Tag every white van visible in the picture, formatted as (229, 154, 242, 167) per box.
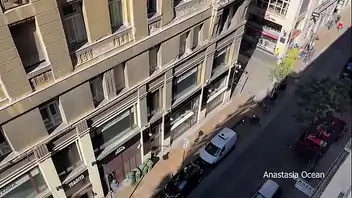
(252, 179, 280, 198)
(199, 127, 237, 164)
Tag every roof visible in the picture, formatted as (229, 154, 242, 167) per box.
(258, 179, 279, 197)
(211, 127, 236, 148)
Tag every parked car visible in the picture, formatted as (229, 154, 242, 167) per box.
(340, 58, 352, 79)
(199, 127, 237, 164)
(252, 179, 280, 198)
(162, 163, 203, 197)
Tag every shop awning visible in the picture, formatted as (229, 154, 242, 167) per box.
(247, 25, 279, 40)
(290, 30, 301, 41)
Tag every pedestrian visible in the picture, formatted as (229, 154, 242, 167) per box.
(337, 21, 343, 31)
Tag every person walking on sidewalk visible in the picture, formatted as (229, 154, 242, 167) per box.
(337, 21, 344, 31)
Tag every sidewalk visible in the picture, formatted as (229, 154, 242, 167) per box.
(115, 94, 254, 198)
(293, 7, 351, 75)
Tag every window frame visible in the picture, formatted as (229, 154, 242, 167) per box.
(179, 31, 190, 57)
(90, 75, 105, 107)
(108, 0, 125, 32)
(147, 0, 157, 18)
(147, 88, 162, 119)
(173, 66, 200, 99)
(52, 142, 82, 182)
(39, 100, 62, 131)
(61, 2, 87, 48)
(212, 47, 230, 74)
(149, 44, 161, 75)
(0, 129, 12, 157)
(95, 106, 137, 150)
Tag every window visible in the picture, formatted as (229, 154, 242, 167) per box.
(113, 63, 126, 94)
(192, 24, 203, 48)
(0, 130, 11, 160)
(179, 31, 190, 57)
(208, 75, 227, 97)
(109, 0, 124, 31)
(90, 75, 105, 106)
(52, 143, 82, 182)
(147, 0, 157, 18)
(0, 168, 48, 198)
(39, 100, 62, 132)
(61, 2, 87, 49)
(9, 18, 46, 73)
(91, 107, 137, 150)
(218, 8, 230, 34)
(255, 0, 290, 16)
(1, 0, 29, 11)
(173, 67, 200, 99)
(149, 45, 160, 74)
(147, 89, 161, 119)
(212, 48, 229, 74)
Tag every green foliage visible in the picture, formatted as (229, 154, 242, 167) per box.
(271, 48, 299, 82)
(294, 77, 351, 125)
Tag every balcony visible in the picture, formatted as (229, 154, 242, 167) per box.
(174, 0, 210, 20)
(0, 0, 29, 11)
(72, 27, 134, 66)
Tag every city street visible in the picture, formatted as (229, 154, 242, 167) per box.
(187, 28, 352, 198)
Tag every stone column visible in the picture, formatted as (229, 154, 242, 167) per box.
(35, 144, 66, 198)
(76, 120, 104, 198)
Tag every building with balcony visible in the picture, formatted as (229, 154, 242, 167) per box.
(0, 0, 250, 197)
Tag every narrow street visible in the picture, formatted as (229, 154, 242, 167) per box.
(187, 27, 351, 198)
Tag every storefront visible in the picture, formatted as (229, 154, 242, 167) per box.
(244, 14, 282, 54)
(169, 93, 200, 141)
(97, 134, 141, 194)
(0, 168, 52, 198)
(63, 171, 94, 198)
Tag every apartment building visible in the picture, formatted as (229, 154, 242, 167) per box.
(240, 0, 345, 59)
(0, 0, 249, 197)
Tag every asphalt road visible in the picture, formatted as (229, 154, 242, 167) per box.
(187, 28, 352, 198)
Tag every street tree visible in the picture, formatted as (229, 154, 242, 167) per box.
(294, 77, 351, 125)
(270, 48, 299, 83)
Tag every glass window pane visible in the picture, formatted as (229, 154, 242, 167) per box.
(109, 0, 123, 30)
(40, 108, 49, 121)
(2, 172, 47, 198)
(174, 72, 197, 98)
(32, 173, 48, 193)
(49, 103, 57, 116)
(101, 113, 134, 143)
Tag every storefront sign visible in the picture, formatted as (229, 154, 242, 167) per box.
(0, 183, 17, 197)
(68, 174, 85, 188)
(115, 146, 126, 155)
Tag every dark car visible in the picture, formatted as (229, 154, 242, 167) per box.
(340, 58, 352, 79)
(162, 163, 203, 198)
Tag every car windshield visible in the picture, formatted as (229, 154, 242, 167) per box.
(253, 192, 266, 198)
(204, 142, 221, 156)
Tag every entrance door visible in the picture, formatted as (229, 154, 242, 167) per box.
(106, 155, 125, 183)
(121, 141, 141, 178)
